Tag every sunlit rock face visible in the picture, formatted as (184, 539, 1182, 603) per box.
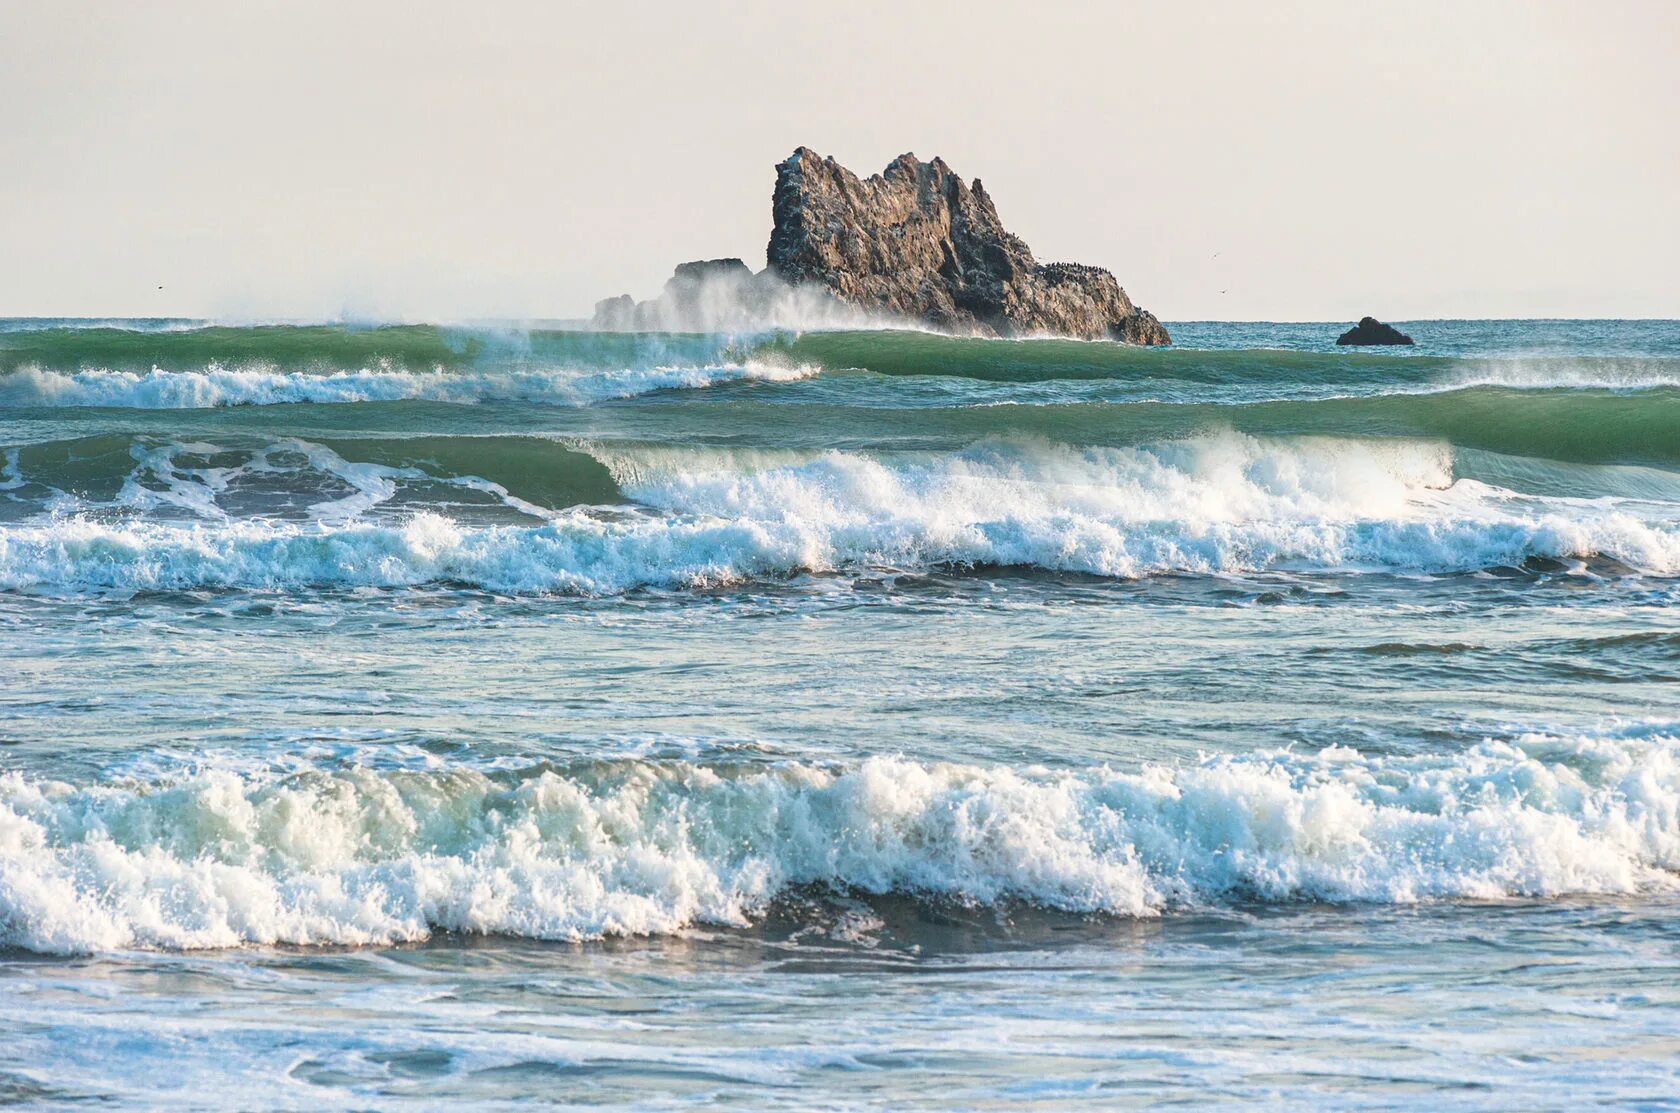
(766, 147, 1169, 344)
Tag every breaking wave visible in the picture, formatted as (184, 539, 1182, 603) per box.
(4, 724, 1677, 953)
(760, 328, 1680, 387)
(1, 436, 1675, 593)
(0, 360, 815, 408)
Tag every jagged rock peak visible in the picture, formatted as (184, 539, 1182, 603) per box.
(766, 147, 1167, 344)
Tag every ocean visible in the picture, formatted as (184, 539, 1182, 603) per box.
(1, 317, 1677, 1108)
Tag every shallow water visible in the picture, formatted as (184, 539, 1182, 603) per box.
(2, 318, 1677, 1107)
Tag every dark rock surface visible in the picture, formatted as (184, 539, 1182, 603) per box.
(1336, 317, 1415, 346)
(765, 147, 1167, 343)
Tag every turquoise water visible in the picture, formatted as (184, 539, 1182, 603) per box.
(1, 319, 1678, 1107)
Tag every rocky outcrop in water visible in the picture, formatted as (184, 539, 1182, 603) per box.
(591, 253, 870, 332)
(591, 148, 1167, 343)
(1336, 317, 1414, 346)
(594, 259, 784, 332)
(766, 148, 1167, 344)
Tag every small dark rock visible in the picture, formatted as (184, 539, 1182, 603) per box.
(1336, 316, 1414, 346)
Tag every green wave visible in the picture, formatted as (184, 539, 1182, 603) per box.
(0, 324, 751, 375)
(320, 435, 621, 508)
(2, 433, 623, 512)
(7, 380, 1677, 518)
(0, 324, 478, 374)
(630, 385, 1680, 470)
(759, 328, 1680, 392)
(1210, 386, 1680, 468)
(758, 329, 1457, 383)
(7, 323, 1677, 396)
(11, 383, 1673, 473)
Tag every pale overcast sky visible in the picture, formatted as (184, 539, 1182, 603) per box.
(1, 0, 1674, 321)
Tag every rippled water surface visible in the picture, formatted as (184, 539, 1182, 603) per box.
(2, 318, 1677, 1108)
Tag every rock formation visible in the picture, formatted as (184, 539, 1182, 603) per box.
(592, 255, 872, 333)
(594, 259, 780, 332)
(1336, 317, 1414, 346)
(592, 147, 1168, 343)
(766, 147, 1167, 343)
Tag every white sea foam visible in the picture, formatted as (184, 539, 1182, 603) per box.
(3, 724, 1677, 953)
(1439, 358, 1680, 392)
(0, 435, 1676, 592)
(0, 360, 816, 408)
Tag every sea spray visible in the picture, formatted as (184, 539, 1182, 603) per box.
(1, 434, 1676, 592)
(0, 359, 817, 408)
(4, 725, 1677, 953)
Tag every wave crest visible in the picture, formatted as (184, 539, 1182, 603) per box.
(0, 360, 815, 408)
(1, 436, 1676, 592)
(4, 725, 1677, 953)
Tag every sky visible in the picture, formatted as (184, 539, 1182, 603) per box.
(1, 0, 1675, 322)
